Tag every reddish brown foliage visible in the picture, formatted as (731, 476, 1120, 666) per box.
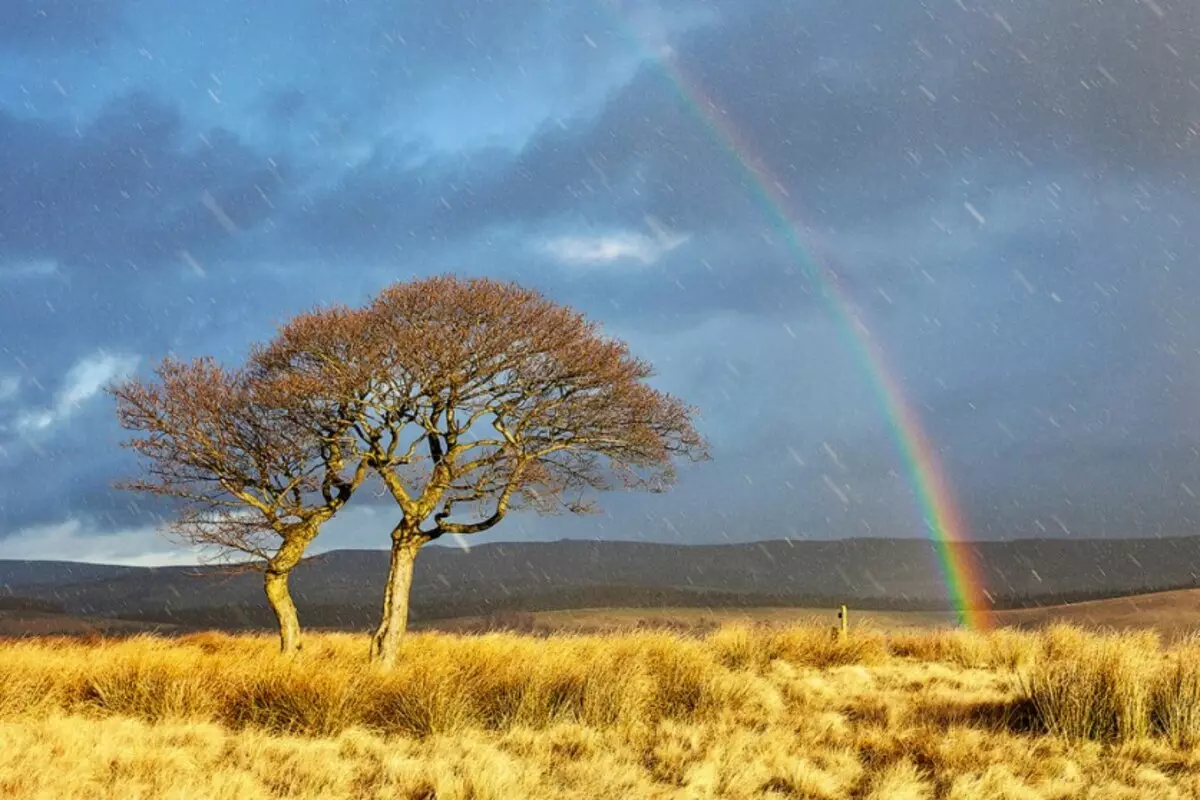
(254, 275, 710, 543)
(111, 357, 369, 564)
(255, 274, 709, 664)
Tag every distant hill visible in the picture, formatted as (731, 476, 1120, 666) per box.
(3, 536, 1200, 631)
(0, 561, 141, 590)
(0, 595, 65, 614)
(995, 587, 1200, 641)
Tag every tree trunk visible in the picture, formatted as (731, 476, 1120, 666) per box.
(369, 536, 422, 668)
(264, 568, 302, 656)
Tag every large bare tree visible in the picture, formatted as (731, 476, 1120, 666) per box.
(254, 276, 709, 667)
(111, 347, 371, 655)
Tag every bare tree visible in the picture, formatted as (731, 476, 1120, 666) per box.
(111, 353, 370, 655)
(254, 276, 709, 667)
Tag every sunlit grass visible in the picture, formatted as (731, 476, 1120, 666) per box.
(2, 624, 1200, 798)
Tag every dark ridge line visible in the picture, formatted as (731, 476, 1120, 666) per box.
(63, 580, 1200, 631)
(6, 532, 1200, 572)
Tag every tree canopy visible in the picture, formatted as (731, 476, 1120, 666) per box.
(254, 276, 708, 664)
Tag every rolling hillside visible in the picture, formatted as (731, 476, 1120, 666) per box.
(3, 536, 1200, 631)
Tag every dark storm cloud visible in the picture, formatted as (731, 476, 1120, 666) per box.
(321, 0, 1200, 242)
(662, 0, 1200, 209)
(0, 89, 299, 471)
(2, 410, 138, 533)
(274, 66, 751, 259)
(5, 0, 1192, 284)
(270, 0, 1200, 312)
(0, 93, 288, 270)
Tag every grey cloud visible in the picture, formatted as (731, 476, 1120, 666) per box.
(668, 0, 1200, 200)
(8, 0, 1191, 281)
(0, 92, 289, 272)
(503, 0, 1200, 232)
(270, 0, 1200, 285)
(957, 438, 1200, 539)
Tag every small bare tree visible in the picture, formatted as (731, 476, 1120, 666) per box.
(255, 276, 709, 667)
(111, 352, 370, 654)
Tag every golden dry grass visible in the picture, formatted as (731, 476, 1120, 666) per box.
(483, 606, 961, 636)
(473, 589, 1200, 642)
(3, 624, 1200, 798)
(997, 589, 1200, 642)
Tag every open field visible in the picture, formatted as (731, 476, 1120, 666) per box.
(0, 610, 178, 638)
(7, 582, 1200, 644)
(430, 607, 960, 636)
(4, 625, 1200, 798)
(420, 587, 1200, 641)
(996, 588, 1200, 641)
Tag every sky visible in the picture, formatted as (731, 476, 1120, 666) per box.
(1, 0, 1199, 566)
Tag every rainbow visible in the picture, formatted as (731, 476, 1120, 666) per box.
(610, 23, 990, 628)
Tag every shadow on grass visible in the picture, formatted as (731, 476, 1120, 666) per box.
(918, 695, 1042, 735)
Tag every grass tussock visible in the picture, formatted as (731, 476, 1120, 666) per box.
(2, 623, 1200, 798)
(889, 626, 1040, 670)
(1020, 625, 1200, 745)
